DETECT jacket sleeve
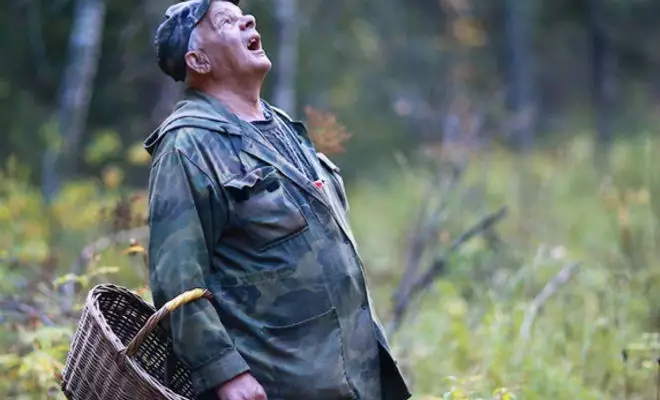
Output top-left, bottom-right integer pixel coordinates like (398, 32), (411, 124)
(147, 148), (250, 394)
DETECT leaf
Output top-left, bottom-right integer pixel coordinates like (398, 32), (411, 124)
(122, 244), (145, 255)
(126, 142), (151, 166)
(93, 266), (121, 274)
(20, 326), (73, 348)
(304, 106), (352, 155)
(101, 165), (124, 190)
(84, 129), (122, 165)
(0, 354), (22, 369)
(52, 273), (86, 289)
(451, 18), (486, 47)
(87, 266), (120, 278)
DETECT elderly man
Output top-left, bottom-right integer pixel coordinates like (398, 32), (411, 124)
(145, 1), (411, 399)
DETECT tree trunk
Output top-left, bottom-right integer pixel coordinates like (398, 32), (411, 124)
(146, 0), (184, 128)
(503, 0), (536, 244)
(41, 0), (106, 202)
(503, 0), (536, 152)
(272, 0), (299, 117)
(45, 0), (106, 313)
(587, 0), (617, 170)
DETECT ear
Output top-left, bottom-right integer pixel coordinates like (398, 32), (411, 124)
(184, 50), (212, 75)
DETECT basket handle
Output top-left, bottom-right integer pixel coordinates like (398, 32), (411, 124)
(124, 288), (213, 358)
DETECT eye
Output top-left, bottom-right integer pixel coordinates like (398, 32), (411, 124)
(225, 16), (239, 25)
(216, 15), (235, 27)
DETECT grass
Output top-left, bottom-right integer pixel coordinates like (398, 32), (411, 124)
(3, 133), (660, 398)
(347, 134), (660, 399)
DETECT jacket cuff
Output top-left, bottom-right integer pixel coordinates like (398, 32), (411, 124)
(190, 349), (250, 395)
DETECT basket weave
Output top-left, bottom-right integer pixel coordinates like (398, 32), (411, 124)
(61, 284), (200, 399)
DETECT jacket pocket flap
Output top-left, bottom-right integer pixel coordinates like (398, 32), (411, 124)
(316, 153), (340, 173)
(224, 166), (278, 190)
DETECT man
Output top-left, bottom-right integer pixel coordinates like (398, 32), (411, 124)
(145, 1), (411, 399)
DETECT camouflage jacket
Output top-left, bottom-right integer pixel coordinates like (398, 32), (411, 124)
(144, 89), (411, 400)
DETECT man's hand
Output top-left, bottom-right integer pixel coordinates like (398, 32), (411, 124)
(215, 372), (267, 400)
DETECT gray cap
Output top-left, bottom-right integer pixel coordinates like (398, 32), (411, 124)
(154, 0), (240, 81)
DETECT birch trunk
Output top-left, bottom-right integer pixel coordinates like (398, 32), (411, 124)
(272, 0), (299, 117)
(41, 0), (106, 202)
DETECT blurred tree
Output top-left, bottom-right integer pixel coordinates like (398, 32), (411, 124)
(2, 0), (660, 184)
(587, 0), (617, 170)
(503, 0), (536, 152)
(41, 0), (107, 202)
(272, 0), (299, 116)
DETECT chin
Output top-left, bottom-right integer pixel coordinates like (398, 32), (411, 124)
(241, 54), (272, 77)
(255, 56), (272, 72)
(251, 64), (272, 78)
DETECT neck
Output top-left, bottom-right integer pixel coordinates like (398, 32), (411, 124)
(196, 78), (264, 121)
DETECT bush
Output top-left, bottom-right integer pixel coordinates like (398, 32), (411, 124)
(348, 134), (660, 399)
(3, 133), (660, 398)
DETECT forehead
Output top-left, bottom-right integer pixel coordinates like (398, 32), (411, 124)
(208, 1), (243, 17)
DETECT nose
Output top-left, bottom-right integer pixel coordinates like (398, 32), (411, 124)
(240, 14), (256, 30)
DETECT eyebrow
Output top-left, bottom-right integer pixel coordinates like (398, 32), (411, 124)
(214, 9), (243, 20)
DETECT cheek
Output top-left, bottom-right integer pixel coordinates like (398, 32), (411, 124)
(209, 45), (235, 68)
(207, 32), (247, 70)
(218, 39), (244, 59)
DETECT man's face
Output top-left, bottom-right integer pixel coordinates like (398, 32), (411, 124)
(190, 1), (271, 80)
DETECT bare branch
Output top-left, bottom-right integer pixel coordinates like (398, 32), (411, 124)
(389, 206), (508, 335)
(412, 206), (508, 293)
(519, 261), (581, 340)
(60, 226), (149, 313)
(392, 166), (463, 306)
(0, 298), (55, 326)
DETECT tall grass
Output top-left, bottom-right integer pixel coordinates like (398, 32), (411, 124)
(2, 133), (660, 398)
(348, 134), (660, 399)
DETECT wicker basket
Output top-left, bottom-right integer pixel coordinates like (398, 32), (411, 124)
(61, 284), (212, 399)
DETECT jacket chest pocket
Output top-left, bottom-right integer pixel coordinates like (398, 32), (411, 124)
(224, 166), (309, 251)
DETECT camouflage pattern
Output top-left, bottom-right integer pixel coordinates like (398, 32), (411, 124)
(144, 88), (411, 400)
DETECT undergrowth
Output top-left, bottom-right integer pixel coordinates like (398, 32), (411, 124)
(1, 133), (660, 399)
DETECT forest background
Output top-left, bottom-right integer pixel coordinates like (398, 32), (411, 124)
(3, 0), (660, 398)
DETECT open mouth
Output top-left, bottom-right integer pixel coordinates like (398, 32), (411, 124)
(247, 36), (261, 52)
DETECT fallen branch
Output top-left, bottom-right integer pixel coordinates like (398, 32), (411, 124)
(0, 298), (55, 326)
(392, 165), (464, 307)
(389, 206), (508, 335)
(519, 261), (581, 340)
(60, 226), (149, 313)
(412, 206), (508, 291)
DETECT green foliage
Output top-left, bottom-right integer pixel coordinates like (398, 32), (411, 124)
(7, 0), (660, 187)
(5, 132), (660, 398)
(348, 133), (660, 399)
(84, 129), (123, 166)
(0, 157), (149, 397)
(5, 0), (660, 396)
(0, 254), (146, 398)
(0, 326), (72, 399)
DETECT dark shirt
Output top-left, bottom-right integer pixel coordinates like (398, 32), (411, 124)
(250, 104), (319, 183)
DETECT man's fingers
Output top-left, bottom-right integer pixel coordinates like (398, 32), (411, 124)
(251, 385), (267, 400)
(215, 372), (267, 400)
(230, 387), (267, 400)
(253, 390), (267, 400)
